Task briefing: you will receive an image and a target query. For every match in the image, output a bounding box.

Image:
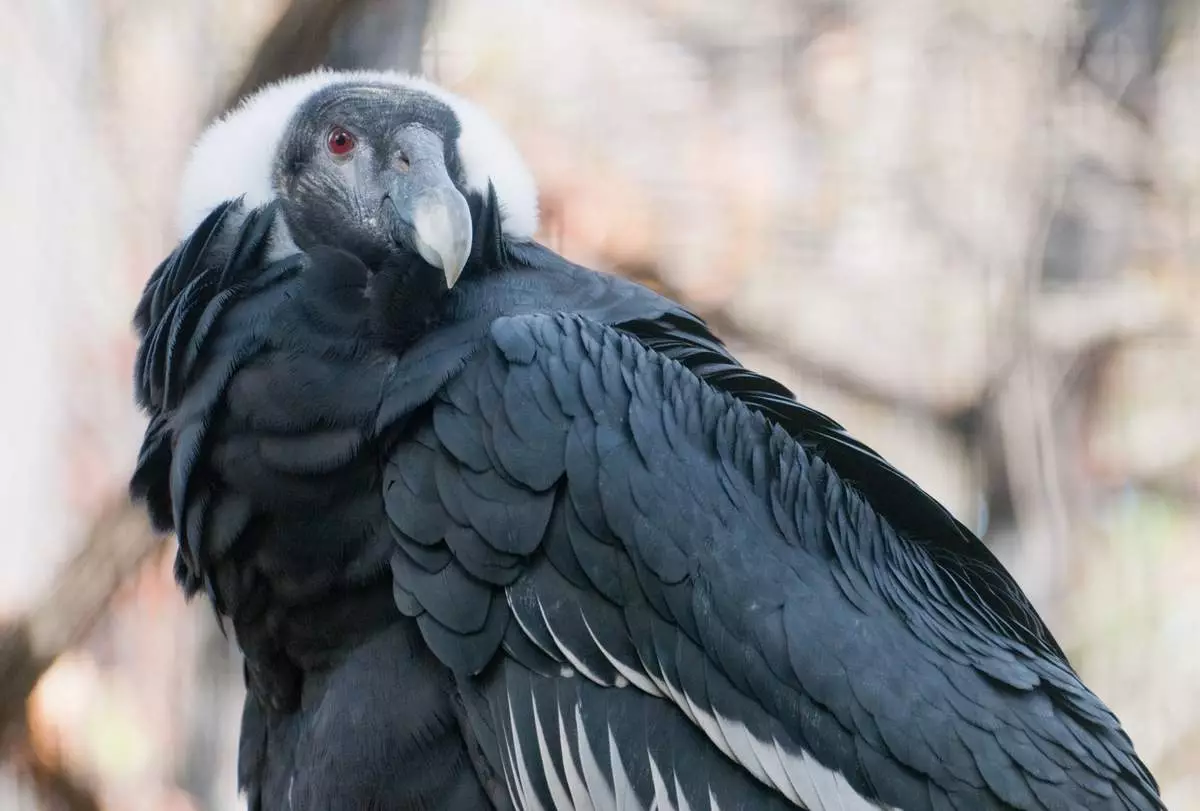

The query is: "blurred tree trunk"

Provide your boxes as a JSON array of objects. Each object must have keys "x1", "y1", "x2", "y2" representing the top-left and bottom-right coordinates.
[
  {"x1": 228, "y1": 0, "x2": 432, "y2": 110},
  {"x1": 0, "y1": 504, "x2": 159, "y2": 738}
]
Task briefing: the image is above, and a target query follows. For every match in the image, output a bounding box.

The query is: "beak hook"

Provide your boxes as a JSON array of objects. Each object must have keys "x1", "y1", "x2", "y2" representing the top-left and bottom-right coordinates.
[{"x1": 409, "y1": 186, "x2": 472, "y2": 289}]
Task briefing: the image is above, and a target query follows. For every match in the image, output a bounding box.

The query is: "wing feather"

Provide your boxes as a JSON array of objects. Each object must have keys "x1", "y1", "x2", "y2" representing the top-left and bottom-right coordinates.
[{"x1": 381, "y1": 311, "x2": 1161, "y2": 811}]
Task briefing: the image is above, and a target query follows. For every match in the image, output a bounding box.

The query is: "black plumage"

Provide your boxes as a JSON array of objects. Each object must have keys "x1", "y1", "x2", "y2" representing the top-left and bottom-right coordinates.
[{"x1": 132, "y1": 77, "x2": 1163, "y2": 811}]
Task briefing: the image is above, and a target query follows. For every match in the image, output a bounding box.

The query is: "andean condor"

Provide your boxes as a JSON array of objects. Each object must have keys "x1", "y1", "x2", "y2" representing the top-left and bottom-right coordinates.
[{"x1": 130, "y1": 69, "x2": 1164, "y2": 811}]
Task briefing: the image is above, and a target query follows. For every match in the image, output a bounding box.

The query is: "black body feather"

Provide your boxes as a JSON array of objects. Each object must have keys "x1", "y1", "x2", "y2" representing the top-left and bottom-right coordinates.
[{"x1": 132, "y1": 197, "x2": 1163, "y2": 811}]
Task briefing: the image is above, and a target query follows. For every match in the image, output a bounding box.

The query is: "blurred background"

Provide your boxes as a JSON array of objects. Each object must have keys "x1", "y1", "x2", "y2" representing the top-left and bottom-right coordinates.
[{"x1": 0, "y1": 0, "x2": 1196, "y2": 808}]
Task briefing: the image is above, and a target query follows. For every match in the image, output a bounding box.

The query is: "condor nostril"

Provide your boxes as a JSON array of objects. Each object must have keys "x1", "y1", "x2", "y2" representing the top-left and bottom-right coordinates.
[{"x1": 394, "y1": 152, "x2": 411, "y2": 172}]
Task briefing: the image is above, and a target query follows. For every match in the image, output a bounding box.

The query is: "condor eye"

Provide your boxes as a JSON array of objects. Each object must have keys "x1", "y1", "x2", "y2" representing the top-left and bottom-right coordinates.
[{"x1": 327, "y1": 126, "x2": 356, "y2": 156}]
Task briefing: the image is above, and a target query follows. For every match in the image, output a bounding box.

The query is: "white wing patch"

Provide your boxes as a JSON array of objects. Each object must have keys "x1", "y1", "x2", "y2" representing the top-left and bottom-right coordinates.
[
  {"x1": 673, "y1": 697, "x2": 891, "y2": 811},
  {"x1": 671, "y1": 774, "x2": 693, "y2": 811},
  {"x1": 505, "y1": 698, "x2": 547, "y2": 811},
  {"x1": 580, "y1": 612, "x2": 655, "y2": 695},
  {"x1": 534, "y1": 696, "x2": 576, "y2": 810},
  {"x1": 607, "y1": 726, "x2": 639, "y2": 811},
  {"x1": 646, "y1": 749, "x2": 673, "y2": 811},
  {"x1": 574, "y1": 703, "x2": 619, "y2": 809},
  {"x1": 499, "y1": 683, "x2": 696, "y2": 811},
  {"x1": 538, "y1": 597, "x2": 611, "y2": 687},
  {"x1": 494, "y1": 659, "x2": 897, "y2": 811},
  {"x1": 504, "y1": 592, "x2": 900, "y2": 811},
  {"x1": 558, "y1": 703, "x2": 597, "y2": 811}
]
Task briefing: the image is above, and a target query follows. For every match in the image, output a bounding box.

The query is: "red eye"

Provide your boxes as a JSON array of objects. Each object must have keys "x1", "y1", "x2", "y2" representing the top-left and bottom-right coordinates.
[{"x1": 327, "y1": 127, "x2": 356, "y2": 156}]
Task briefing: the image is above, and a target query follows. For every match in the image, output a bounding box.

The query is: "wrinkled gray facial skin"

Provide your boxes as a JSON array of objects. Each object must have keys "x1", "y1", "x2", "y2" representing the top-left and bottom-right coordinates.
[{"x1": 273, "y1": 83, "x2": 474, "y2": 284}]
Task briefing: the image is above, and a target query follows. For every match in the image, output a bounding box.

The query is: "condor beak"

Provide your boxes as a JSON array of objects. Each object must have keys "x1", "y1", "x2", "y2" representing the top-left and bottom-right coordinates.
[
  {"x1": 408, "y1": 185, "x2": 472, "y2": 288},
  {"x1": 383, "y1": 131, "x2": 473, "y2": 289}
]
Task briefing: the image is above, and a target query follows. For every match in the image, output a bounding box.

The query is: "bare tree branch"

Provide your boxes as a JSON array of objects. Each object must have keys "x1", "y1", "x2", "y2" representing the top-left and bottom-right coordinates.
[
  {"x1": 0, "y1": 498, "x2": 163, "y2": 741},
  {"x1": 226, "y1": 0, "x2": 371, "y2": 109},
  {"x1": 224, "y1": 0, "x2": 433, "y2": 113},
  {"x1": 11, "y1": 721, "x2": 103, "y2": 811}
]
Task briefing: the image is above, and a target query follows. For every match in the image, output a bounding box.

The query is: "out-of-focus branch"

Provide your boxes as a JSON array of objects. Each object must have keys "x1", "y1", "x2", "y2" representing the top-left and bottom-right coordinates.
[
  {"x1": 618, "y1": 255, "x2": 1180, "y2": 423},
  {"x1": 224, "y1": 0, "x2": 433, "y2": 113},
  {"x1": 11, "y1": 717, "x2": 102, "y2": 811},
  {"x1": 0, "y1": 498, "x2": 163, "y2": 741},
  {"x1": 226, "y1": 0, "x2": 371, "y2": 109}
]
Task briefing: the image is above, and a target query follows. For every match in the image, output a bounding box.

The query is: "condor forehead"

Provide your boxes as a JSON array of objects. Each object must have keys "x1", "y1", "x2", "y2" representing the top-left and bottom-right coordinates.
[
  {"x1": 287, "y1": 83, "x2": 462, "y2": 146},
  {"x1": 175, "y1": 69, "x2": 539, "y2": 243}
]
